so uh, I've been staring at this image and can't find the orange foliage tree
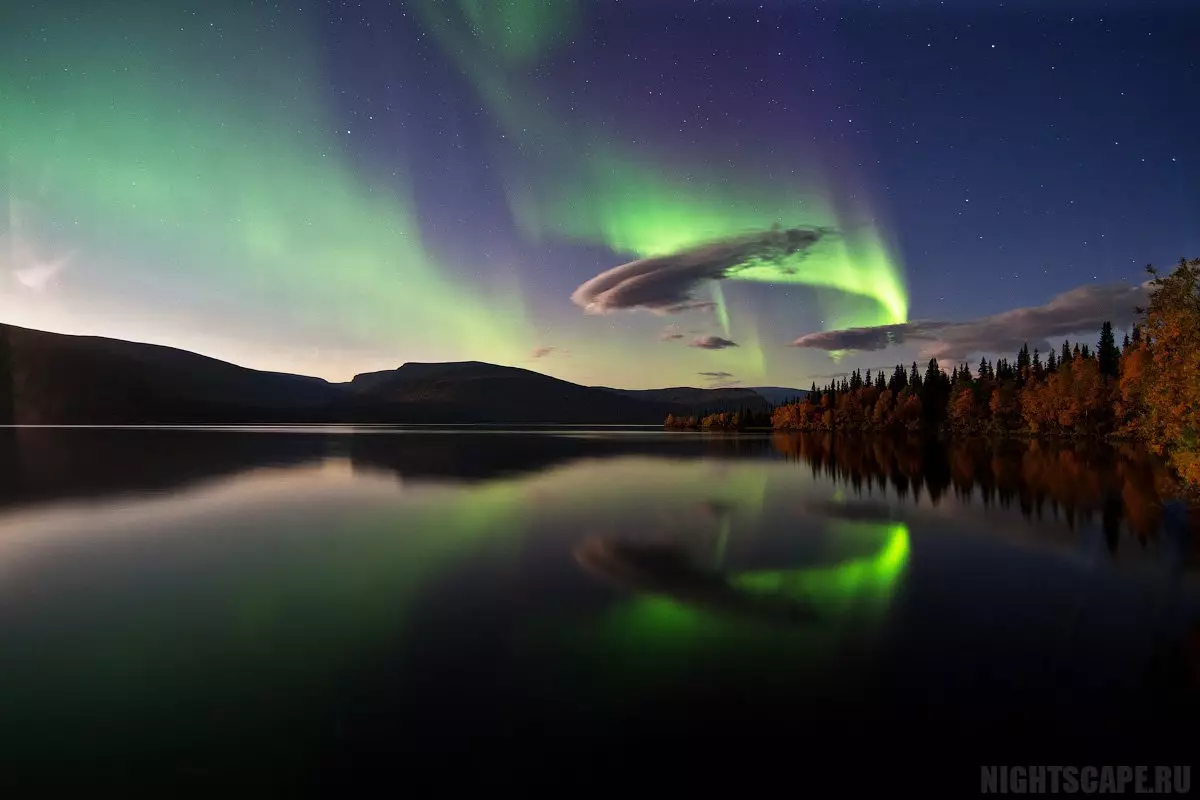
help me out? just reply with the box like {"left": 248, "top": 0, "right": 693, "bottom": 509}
{"left": 1130, "top": 258, "right": 1200, "bottom": 486}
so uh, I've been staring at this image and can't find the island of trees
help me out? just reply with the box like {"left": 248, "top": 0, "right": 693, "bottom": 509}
{"left": 668, "top": 258, "right": 1200, "bottom": 490}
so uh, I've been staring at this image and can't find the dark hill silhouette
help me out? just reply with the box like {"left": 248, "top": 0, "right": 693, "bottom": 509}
{"left": 1, "top": 323, "right": 341, "bottom": 424}
{"left": 342, "top": 360, "right": 684, "bottom": 423}
{"left": 0, "top": 324, "right": 786, "bottom": 425}
{"left": 597, "top": 386, "right": 773, "bottom": 414}
{"left": 748, "top": 386, "right": 809, "bottom": 405}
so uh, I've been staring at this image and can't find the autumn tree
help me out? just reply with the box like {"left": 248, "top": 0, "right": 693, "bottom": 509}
{"left": 898, "top": 392, "right": 923, "bottom": 432}
{"left": 872, "top": 389, "right": 894, "bottom": 427}
{"left": 988, "top": 380, "right": 1022, "bottom": 434}
{"left": 949, "top": 383, "right": 982, "bottom": 434}
{"left": 1133, "top": 258, "right": 1200, "bottom": 486}
{"left": 1115, "top": 341, "right": 1149, "bottom": 436}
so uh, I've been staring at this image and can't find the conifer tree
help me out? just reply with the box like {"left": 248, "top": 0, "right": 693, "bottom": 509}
{"left": 1097, "top": 321, "right": 1120, "bottom": 377}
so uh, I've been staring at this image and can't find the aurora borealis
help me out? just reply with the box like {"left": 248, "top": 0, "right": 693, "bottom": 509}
{"left": 2, "top": 0, "right": 1195, "bottom": 387}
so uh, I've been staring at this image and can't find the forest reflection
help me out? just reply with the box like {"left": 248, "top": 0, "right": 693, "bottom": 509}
{"left": 771, "top": 433, "right": 1182, "bottom": 543}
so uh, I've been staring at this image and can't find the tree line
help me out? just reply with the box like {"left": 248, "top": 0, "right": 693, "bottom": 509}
{"left": 770, "top": 328, "right": 1126, "bottom": 436}
{"left": 666, "top": 258, "right": 1200, "bottom": 489}
{"left": 664, "top": 407, "right": 774, "bottom": 430}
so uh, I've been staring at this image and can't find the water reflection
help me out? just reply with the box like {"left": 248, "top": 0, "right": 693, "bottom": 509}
{"left": 0, "top": 426, "right": 774, "bottom": 507}
{"left": 771, "top": 432, "right": 1192, "bottom": 545}
{"left": 0, "top": 427, "right": 1197, "bottom": 791}
{"left": 575, "top": 520, "right": 909, "bottom": 629}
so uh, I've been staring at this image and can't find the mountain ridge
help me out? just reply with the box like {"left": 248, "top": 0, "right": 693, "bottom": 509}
{"left": 0, "top": 323, "right": 804, "bottom": 425}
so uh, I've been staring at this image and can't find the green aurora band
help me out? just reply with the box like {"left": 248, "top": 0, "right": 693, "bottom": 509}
{"left": 412, "top": 0, "right": 910, "bottom": 336}
{"left": 1, "top": 2, "right": 532, "bottom": 370}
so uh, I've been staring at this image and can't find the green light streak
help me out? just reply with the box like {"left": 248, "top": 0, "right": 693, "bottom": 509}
{"left": 450, "top": 0, "right": 579, "bottom": 65}
{"left": 711, "top": 281, "right": 731, "bottom": 339}
{"left": 412, "top": 0, "right": 910, "bottom": 333}
{"left": 733, "top": 522, "right": 911, "bottom": 604}
{"left": 713, "top": 514, "right": 731, "bottom": 568}
{"left": 736, "top": 313, "right": 769, "bottom": 382}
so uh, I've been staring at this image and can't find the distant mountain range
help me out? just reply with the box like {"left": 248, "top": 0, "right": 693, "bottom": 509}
{"left": 0, "top": 324, "right": 805, "bottom": 425}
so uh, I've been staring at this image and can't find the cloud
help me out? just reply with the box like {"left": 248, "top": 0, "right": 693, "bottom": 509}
{"left": 669, "top": 300, "right": 717, "bottom": 313}
{"left": 698, "top": 370, "right": 741, "bottom": 388}
{"left": 690, "top": 335, "right": 739, "bottom": 350}
{"left": 1, "top": 223, "right": 72, "bottom": 292}
{"left": 791, "top": 281, "right": 1152, "bottom": 362}
{"left": 530, "top": 346, "right": 569, "bottom": 359}
{"left": 14, "top": 260, "right": 67, "bottom": 291}
{"left": 571, "top": 226, "right": 831, "bottom": 315}
{"left": 658, "top": 325, "right": 685, "bottom": 341}
{"left": 792, "top": 321, "right": 948, "bottom": 352}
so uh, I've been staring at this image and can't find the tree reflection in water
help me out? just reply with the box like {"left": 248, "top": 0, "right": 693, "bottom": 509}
{"left": 771, "top": 432, "right": 1189, "bottom": 543}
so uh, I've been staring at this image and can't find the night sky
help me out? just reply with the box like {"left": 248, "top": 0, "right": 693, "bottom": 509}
{"left": 2, "top": 0, "right": 1196, "bottom": 388}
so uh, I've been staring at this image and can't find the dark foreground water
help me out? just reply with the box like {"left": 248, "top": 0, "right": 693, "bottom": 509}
{"left": 0, "top": 427, "right": 1197, "bottom": 794}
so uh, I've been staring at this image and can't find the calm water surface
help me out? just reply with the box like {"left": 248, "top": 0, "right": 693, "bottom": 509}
{"left": 0, "top": 427, "right": 1197, "bottom": 792}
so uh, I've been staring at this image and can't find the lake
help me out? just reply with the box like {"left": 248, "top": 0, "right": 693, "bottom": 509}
{"left": 1, "top": 427, "right": 1197, "bottom": 793}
